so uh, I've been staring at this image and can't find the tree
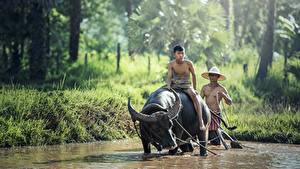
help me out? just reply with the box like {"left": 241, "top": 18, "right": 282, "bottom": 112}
{"left": 69, "top": 0, "right": 81, "bottom": 62}
{"left": 219, "top": 0, "right": 230, "bottom": 30}
{"left": 28, "top": 3, "right": 47, "bottom": 81}
{"left": 276, "top": 0, "right": 300, "bottom": 82}
{"left": 0, "top": 1, "right": 27, "bottom": 80}
{"left": 256, "top": 0, "right": 276, "bottom": 80}
{"left": 112, "top": 0, "right": 142, "bottom": 57}
{"left": 0, "top": 0, "right": 58, "bottom": 82}
{"left": 129, "top": 0, "right": 229, "bottom": 64}
{"left": 232, "top": 0, "right": 267, "bottom": 48}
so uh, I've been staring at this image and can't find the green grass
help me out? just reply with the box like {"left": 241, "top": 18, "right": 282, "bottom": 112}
{"left": 226, "top": 104, "right": 300, "bottom": 144}
{"left": 0, "top": 54, "right": 167, "bottom": 147}
{"left": 0, "top": 50, "right": 299, "bottom": 147}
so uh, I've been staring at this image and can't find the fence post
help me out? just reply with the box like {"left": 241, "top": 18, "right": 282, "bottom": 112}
{"left": 116, "top": 43, "right": 121, "bottom": 73}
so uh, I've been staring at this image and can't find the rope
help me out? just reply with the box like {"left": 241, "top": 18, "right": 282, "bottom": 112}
{"left": 174, "top": 119, "right": 217, "bottom": 155}
{"left": 134, "top": 119, "right": 218, "bottom": 155}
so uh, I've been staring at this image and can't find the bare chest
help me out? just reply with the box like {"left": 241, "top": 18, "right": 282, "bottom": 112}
{"left": 204, "top": 86, "right": 222, "bottom": 98}
{"left": 172, "top": 62, "right": 189, "bottom": 75}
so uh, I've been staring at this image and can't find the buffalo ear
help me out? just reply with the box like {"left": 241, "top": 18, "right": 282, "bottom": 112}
{"left": 141, "top": 103, "right": 167, "bottom": 114}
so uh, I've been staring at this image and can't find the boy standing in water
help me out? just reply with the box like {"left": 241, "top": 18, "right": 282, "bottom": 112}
{"left": 167, "top": 45, "right": 205, "bottom": 131}
{"left": 200, "top": 66, "right": 232, "bottom": 145}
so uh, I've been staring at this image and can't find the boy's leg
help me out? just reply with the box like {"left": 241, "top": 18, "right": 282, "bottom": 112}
{"left": 186, "top": 88, "right": 205, "bottom": 131}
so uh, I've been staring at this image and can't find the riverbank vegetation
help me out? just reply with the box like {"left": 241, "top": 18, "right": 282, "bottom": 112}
{"left": 1, "top": 51, "right": 299, "bottom": 147}
{"left": 0, "top": 0, "right": 300, "bottom": 147}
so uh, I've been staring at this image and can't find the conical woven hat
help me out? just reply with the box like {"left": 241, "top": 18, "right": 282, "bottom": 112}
{"left": 201, "top": 66, "right": 226, "bottom": 81}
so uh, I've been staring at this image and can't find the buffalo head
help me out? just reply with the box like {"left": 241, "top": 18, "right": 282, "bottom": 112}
{"left": 128, "top": 89, "right": 182, "bottom": 149}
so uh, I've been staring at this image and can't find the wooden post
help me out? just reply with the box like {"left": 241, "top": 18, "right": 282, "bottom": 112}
{"left": 84, "top": 53, "right": 88, "bottom": 67}
{"left": 116, "top": 43, "right": 121, "bottom": 73}
{"left": 243, "top": 63, "right": 248, "bottom": 75}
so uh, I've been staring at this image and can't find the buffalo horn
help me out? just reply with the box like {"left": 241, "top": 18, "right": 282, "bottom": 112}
{"left": 128, "top": 98, "right": 159, "bottom": 122}
{"left": 168, "top": 88, "right": 182, "bottom": 119}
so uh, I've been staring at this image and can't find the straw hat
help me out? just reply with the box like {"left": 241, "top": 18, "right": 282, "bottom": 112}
{"left": 201, "top": 66, "right": 226, "bottom": 81}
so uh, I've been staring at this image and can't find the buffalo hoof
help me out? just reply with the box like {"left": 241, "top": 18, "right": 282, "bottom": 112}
{"left": 142, "top": 153, "right": 152, "bottom": 159}
{"left": 200, "top": 152, "right": 208, "bottom": 156}
{"left": 168, "top": 147, "right": 178, "bottom": 155}
{"left": 200, "top": 149, "right": 208, "bottom": 156}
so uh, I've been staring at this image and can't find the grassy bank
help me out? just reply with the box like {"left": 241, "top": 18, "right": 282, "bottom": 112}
{"left": 225, "top": 104, "right": 300, "bottom": 144}
{"left": 0, "top": 54, "right": 166, "bottom": 147}
{"left": 0, "top": 51, "right": 299, "bottom": 147}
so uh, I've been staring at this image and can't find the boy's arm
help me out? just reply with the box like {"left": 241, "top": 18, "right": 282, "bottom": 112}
{"left": 219, "top": 87, "right": 232, "bottom": 105}
{"left": 167, "top": 63, "right": 172, "bottom": 89}
{"left": 188, "top": 61, "right": 197, "bottom": 90}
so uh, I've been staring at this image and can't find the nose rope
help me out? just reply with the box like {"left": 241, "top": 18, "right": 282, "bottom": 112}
{"left": 174, "top": 119, "right": 217, "bottom": 155}
{"left": 134, "top": 121, "right": 165, "bottom": 147}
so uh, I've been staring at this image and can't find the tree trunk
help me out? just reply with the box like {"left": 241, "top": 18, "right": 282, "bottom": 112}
{"left": 28, "top": 3, "right": 47, "bottom": 81}
{"left": 2, "top": 45, "right": 8, "bottom": 71}
{"left": 10, "top": 42, "right": 21, "bottom": 79}
{"left": 220, "top": 0, "right": 230, "bottom": 30}
{"left": 240, "top": 5, "right": 250, "bottom": 47}
{"left": 46, "top": 10, "right": 51, "bottom": 64}
{"left": 233, "top": 0, "right": 240, "bottom": 47}
{"left": 69, "top": 0, "right": 81, "bottom": 62}
{"left": 256, "top": 0, "right": 276, "bottom": 81}
{"left": 126, "top": 0, "right": 134, "bottom": 58}
{"left": 283, "top": 40, "right": 289, "bottom": 84}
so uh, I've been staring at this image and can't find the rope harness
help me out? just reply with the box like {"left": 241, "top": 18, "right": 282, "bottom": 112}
{"left": 133, "top": 118, "right": 218, "bottom": 155}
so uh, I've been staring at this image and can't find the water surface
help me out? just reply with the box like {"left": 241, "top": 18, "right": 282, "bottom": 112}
{"left": 0, "top": 139, "right": 299, "bottom": 169}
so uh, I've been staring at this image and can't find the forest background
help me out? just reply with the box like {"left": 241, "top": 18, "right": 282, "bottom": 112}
{"left": 0, "top": 0, "right": 299, "bottom": 147}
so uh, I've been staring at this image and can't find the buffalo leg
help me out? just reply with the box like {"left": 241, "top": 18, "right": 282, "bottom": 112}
{"left": 141, "top": 137, "right": 151, "bottom": 154}
{"left": 198, "top": 129, "right": 208, "bottom": 156}
{"left": 179, "top": 133, "right": 194, "bottom": 153}
{"left": 141, "top": 127, "right": 151, "bottom": 154}
{"left": 180, "top": 143, "right": 194, "bottom": 152}
{"left": 152, "top": 142, "right": 162, "bottom": 152}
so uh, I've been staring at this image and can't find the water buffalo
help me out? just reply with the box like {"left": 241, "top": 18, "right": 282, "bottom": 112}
{"left": 128, "top": 88, "right": 211, "bottom": 156}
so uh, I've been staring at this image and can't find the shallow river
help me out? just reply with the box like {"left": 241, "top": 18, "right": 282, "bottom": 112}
{"left": 0, "top": 139, "right": 299, "bottom": 169}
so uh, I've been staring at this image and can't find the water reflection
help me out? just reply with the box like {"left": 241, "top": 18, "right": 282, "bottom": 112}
{"left": 0, "top": 139, "right": 299, "bottom": 169}
{"left": 83, "top": 152, "right": 144, "bottom": 163}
